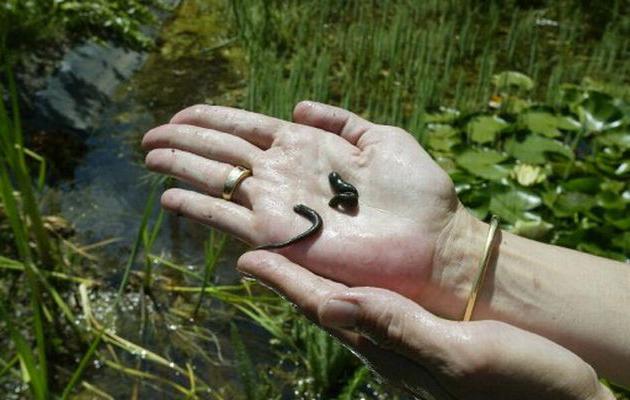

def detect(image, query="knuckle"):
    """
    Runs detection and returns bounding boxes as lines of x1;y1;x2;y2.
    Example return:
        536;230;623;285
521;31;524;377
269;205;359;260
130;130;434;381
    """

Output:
384;308;408;346
249;150;265;168
357;301;401;347
449;349;491;380
448;322;503;379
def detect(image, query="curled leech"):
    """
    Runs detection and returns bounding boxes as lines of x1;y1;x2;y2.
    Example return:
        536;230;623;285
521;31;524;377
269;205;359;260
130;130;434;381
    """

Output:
254;172;358;250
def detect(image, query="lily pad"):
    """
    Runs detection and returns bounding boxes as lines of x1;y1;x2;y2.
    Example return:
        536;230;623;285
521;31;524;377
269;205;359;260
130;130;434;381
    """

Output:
425;123;460;151
615;162;630;176
505;134;573;164
594;148;625;174
553;228;587;248
576;242;622;259
550;191;596;217
503;96;532;115
466;115;508;144
492;71;534;92
611;232;630;251
604;210;630;230
436;156;458;174
489;187;542;223
562;177;600;194
596;191;626;210
424;107;461;123
555;115;581;131
577;92;624;132
519;111;579;137
600;180;626;193
460;185;491;220
511;219;553;240
455;149;510;180
597;131;630;149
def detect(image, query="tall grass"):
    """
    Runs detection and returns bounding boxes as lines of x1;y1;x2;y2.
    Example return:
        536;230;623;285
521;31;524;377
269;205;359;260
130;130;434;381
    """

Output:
0;66;224;398
232;0;629;135
0;66;53;400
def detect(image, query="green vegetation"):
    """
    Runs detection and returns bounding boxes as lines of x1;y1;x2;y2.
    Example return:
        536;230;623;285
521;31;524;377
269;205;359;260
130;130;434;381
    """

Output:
0;0;167;61
1;0;629;398
232;0;629;126
427;74;629;260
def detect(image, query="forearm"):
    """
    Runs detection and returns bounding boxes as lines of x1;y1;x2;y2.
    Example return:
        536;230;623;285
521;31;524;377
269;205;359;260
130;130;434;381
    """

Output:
430;204;630;385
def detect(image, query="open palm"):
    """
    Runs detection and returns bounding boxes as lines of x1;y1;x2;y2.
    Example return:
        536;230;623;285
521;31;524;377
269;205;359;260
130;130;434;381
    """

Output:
143;101;459;301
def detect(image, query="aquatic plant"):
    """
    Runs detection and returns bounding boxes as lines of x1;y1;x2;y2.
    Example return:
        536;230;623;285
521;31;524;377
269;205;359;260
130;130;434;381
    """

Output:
0;0;169;62
423;72;629;262
232;0;629;126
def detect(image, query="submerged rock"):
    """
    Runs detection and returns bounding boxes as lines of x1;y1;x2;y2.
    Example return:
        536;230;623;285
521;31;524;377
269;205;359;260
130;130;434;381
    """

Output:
32;42;146;134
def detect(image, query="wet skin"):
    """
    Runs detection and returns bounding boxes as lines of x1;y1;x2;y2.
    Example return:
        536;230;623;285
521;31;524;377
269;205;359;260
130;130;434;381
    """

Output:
254;172;358;250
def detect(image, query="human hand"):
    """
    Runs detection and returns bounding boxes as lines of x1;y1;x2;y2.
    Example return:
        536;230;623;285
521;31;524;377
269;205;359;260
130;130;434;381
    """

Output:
142;101;469;305
236;250;613;400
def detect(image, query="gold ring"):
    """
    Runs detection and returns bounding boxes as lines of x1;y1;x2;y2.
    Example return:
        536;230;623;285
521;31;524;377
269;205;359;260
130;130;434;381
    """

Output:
222;166;252;201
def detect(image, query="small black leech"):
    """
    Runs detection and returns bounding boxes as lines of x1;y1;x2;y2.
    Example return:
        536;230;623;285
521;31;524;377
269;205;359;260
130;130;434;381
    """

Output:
254;204;322;250
253;172;359;250
328;171;359;209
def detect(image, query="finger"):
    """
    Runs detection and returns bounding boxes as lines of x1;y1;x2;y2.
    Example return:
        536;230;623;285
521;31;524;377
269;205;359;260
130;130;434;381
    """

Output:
145;148;260;208
142;124;263;168
324;289;605;400
292;100;374;146
237;250;348;321
317;287;464;368
236;251;452;399
170;105;287;149
161;188;255;243
340;331;455;400
237;251;452;361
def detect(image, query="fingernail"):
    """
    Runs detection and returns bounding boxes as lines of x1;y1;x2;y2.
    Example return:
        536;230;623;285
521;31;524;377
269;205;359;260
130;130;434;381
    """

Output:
321;299;359;328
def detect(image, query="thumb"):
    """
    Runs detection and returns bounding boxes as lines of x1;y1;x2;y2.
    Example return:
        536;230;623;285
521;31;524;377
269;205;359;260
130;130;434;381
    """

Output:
317;287;462;365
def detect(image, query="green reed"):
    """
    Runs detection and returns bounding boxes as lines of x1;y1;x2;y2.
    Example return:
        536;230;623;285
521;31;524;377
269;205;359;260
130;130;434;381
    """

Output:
61;180;161;399
0;66;51;400
193;230;228;318
233;0;629;131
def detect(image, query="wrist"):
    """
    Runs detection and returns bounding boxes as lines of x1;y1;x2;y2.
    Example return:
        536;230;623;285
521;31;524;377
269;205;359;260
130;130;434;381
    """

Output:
425;202;490;319
427;203;630;386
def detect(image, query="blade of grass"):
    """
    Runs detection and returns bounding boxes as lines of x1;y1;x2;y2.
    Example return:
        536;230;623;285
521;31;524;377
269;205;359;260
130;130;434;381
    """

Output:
230;323;259;400
0;302;48;399
193;231;228;318
61;179;160;399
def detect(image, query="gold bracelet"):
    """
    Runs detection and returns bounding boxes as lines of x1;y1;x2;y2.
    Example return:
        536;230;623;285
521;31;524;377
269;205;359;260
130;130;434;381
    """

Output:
462;215;500;322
